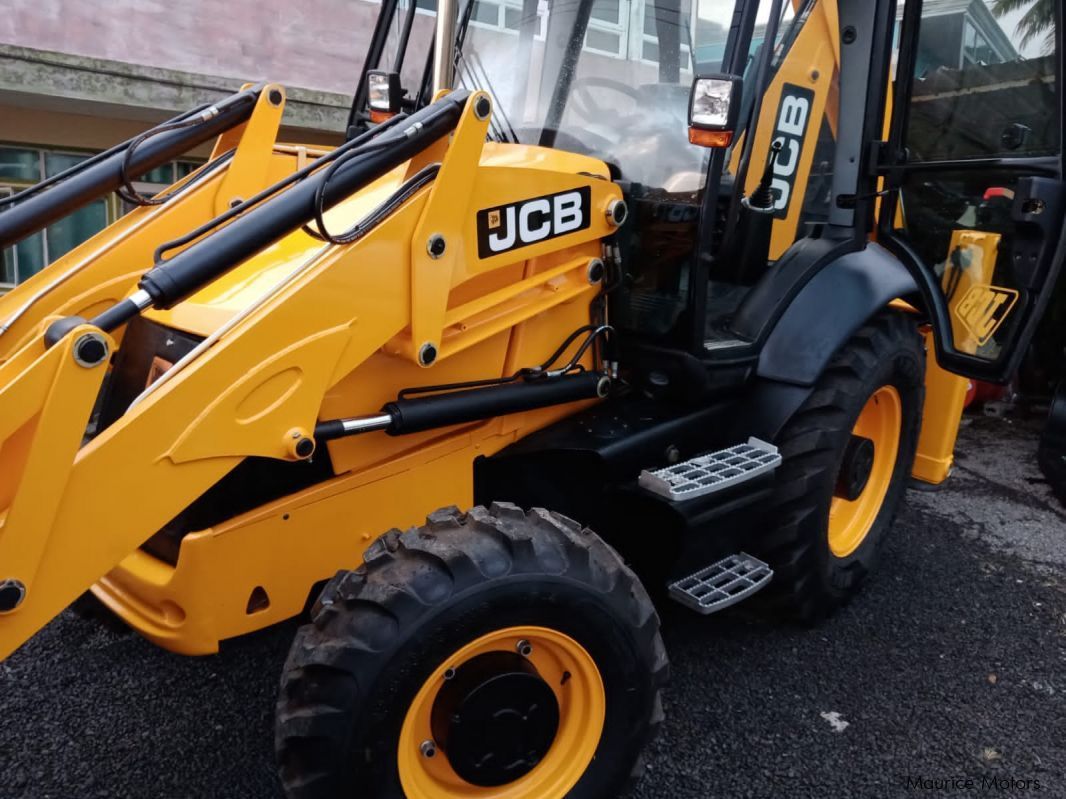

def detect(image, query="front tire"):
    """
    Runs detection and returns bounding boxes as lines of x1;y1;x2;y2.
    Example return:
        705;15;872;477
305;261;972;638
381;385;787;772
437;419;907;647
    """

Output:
758;311;925;621
275;503;667;799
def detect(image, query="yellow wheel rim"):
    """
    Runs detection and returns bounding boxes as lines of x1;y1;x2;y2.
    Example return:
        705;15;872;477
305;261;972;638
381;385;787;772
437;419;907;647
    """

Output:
398;625;606;799
828;385;902;558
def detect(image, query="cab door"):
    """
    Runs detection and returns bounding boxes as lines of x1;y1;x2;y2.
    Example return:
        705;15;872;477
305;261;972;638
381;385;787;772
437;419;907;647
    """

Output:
878;0;1063;381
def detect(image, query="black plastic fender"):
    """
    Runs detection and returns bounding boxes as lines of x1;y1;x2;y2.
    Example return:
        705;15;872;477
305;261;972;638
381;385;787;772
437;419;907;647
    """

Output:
756;242;919;386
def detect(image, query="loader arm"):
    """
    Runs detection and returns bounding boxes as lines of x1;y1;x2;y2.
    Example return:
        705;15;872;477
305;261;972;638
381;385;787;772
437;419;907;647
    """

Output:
0;85;291;363
0;90;622;659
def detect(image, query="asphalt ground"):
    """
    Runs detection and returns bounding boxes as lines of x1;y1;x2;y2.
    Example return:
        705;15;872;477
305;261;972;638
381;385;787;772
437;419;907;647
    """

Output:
1;414;1064;798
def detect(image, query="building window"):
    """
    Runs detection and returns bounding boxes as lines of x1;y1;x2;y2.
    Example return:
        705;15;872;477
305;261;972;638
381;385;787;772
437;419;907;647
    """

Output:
580;0;694;63
640;0;692;66
467;0;546;37
586;0;627;57
962;19;997;66
0;144;201;289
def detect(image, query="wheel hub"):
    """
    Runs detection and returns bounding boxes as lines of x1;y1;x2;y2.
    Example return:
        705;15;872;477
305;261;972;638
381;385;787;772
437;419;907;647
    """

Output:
431;651;560;787
837;434;876;501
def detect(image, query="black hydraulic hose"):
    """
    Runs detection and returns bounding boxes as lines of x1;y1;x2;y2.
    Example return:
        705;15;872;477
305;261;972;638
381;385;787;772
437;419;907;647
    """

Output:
43;96;468;349
395;324;613;399
155;113;411;262
0;84;265;248
132;92;469;312
60;90;467;345
306;162;441;245
116;114;232;207
0;101;218;211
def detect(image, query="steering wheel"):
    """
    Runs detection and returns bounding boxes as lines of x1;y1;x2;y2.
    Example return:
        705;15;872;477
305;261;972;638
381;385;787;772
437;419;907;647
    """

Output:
568;77;644;125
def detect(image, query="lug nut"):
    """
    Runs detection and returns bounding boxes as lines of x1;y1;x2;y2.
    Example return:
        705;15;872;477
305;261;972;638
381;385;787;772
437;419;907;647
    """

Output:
420;740;437;758
516;639;533;657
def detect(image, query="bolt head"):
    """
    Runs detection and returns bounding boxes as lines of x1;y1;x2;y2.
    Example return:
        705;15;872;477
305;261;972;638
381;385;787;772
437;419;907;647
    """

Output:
516;639;533;657
0;579;26;613
427;234;447;259
587;259;605;284
418;342;438;367
420;740;437;758
605;199;628;227
73;333;109;368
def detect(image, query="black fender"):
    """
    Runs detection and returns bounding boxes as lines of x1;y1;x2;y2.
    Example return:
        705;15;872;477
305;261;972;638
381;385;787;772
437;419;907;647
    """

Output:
756;242;919;386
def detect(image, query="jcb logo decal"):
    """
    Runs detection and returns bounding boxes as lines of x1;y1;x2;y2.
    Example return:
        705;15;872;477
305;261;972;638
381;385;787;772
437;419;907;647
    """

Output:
768;84;813;219
477;186;590;259
955;284;1019;346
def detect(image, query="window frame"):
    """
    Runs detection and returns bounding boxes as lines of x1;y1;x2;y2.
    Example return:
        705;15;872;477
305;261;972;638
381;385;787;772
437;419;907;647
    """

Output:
0;143;202;288
0;186;17;289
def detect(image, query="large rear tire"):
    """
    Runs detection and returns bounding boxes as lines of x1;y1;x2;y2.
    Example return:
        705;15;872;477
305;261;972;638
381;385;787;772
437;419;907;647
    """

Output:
757;311;924;621
275;503;667;799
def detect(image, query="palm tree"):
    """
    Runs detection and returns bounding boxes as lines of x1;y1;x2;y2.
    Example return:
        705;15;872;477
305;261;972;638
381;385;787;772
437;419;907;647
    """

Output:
991;0;1055;53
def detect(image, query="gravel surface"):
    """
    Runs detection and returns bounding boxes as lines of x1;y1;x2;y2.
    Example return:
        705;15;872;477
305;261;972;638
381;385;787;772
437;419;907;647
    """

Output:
2;415;1064;798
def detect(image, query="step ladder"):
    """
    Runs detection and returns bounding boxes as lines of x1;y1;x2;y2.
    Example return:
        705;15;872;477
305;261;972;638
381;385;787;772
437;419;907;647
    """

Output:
638;437;781;502
668;553;773;614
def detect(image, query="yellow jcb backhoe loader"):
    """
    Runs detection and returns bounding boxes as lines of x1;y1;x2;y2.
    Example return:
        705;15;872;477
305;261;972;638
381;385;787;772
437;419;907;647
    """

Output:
0;0;1061;796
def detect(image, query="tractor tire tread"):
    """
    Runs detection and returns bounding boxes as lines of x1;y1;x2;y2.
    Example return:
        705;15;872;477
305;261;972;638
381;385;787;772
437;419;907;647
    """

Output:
757;311;924;623
276;503;667;799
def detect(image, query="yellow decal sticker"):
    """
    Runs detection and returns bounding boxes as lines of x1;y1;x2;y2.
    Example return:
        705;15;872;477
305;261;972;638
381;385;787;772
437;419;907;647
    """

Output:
954;284;1019;346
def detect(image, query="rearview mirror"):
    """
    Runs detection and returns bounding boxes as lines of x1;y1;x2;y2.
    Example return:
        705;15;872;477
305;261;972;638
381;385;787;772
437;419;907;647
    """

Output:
688;74;743;148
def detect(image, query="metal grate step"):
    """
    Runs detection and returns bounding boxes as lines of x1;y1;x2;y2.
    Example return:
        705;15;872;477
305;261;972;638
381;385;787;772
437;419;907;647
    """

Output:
669;553;773;615
638;437;781;502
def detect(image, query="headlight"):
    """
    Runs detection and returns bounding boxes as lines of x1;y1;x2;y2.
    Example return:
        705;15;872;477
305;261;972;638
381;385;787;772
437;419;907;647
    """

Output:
367;70;402;118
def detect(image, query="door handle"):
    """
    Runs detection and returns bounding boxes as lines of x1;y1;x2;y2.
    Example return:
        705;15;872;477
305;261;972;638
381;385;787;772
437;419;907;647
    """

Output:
1010;176;1065;289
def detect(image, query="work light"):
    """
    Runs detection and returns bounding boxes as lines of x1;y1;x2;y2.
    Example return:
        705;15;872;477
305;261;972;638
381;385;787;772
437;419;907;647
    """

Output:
688;75;743;148
367;70;401;121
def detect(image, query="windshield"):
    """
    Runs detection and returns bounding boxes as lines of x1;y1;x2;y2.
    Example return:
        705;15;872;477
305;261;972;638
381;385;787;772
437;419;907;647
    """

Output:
455;0;741;192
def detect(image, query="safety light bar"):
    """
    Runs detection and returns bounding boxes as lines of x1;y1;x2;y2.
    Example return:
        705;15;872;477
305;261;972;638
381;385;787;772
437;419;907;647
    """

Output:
367;70;402;122
688;74;743;148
